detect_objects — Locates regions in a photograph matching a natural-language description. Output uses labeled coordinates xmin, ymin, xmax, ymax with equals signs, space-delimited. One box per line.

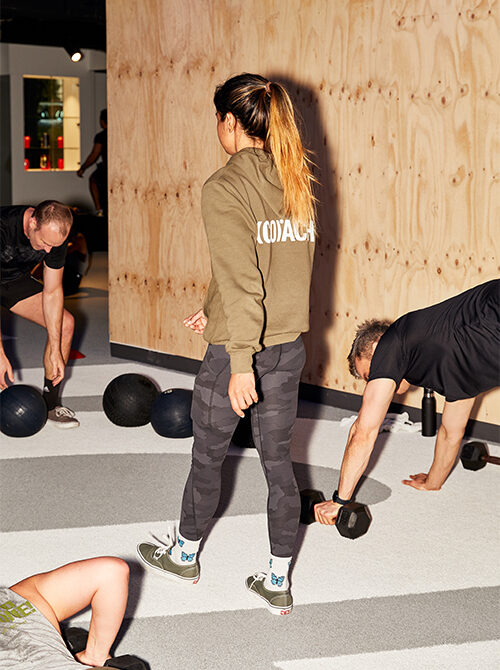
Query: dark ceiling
xmin=0 ymin=0 xmax=106 ymax=52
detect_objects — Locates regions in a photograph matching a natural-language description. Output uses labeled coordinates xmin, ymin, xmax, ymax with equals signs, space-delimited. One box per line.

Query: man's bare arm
xmin=315 ymin=378 xmax=396 ymax=525
xmin=0 ymin=329 xmax=14 ymax=389
xmin=42 ymin=264 xmax=65 ymax=385
xmin=403 ymin=397 xmax=475 ymax=491
xmin=77 ymin=142 xmax=103 ymax=176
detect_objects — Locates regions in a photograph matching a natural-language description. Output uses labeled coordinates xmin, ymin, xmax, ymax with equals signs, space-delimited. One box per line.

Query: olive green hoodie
xmin=201 ymin=147 xmax=315 ymax=373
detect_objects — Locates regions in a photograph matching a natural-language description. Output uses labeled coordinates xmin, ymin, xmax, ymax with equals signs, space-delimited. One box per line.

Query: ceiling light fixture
xmin=64 ymin=46 xmax=84 ymax=63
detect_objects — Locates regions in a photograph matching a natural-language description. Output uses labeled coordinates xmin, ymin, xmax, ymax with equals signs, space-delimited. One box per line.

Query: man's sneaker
xmin=137 ymin=542 xmax=199 ymax=583
xmin=47 ymin=406 xmax=80 ymax=429
xmin=246 ymin=572 xmax=293 ymax=616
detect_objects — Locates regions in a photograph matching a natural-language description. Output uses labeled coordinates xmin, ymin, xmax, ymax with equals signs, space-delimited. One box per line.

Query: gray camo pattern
xmin=179 ymin=338 xmax=306 ymax=557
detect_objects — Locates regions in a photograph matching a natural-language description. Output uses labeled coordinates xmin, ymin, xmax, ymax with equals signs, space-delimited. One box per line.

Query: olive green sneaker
xmin=246 ymin=572 xmax=293 ymax=616
xmin=137 ymin=542 xmax=200 ymax=583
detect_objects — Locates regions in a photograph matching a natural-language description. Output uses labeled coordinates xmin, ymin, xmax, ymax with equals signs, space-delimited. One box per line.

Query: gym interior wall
xmin=106 ymin=0 xmax=500 ymax=430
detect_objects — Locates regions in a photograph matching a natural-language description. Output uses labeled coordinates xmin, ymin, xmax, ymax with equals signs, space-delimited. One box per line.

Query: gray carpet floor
xmin=1 ymin=253 xmax=499 ymax=670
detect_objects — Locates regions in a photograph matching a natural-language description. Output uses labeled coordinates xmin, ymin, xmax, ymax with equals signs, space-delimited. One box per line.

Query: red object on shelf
xmin=57 ymin=136 xmax=63 ymax=148
xmin=24 ymin=158 xmax=30 ymax=170
xmin=57 ymin=158 xmax=64 ymax=169
xmin=24 ymin=136 xmax=31 ymax=149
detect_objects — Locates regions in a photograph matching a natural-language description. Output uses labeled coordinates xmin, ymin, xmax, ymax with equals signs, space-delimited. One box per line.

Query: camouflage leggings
xmin=179 ymin=337 xmax=306 ymax=557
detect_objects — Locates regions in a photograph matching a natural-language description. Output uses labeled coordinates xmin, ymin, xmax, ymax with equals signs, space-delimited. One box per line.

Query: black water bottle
xmin=422 ymin=388 xmax=436 ymax=436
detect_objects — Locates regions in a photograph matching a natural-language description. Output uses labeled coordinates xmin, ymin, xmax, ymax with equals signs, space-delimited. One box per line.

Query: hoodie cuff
xmin=229 ymin=350 xmax=254 ymax=374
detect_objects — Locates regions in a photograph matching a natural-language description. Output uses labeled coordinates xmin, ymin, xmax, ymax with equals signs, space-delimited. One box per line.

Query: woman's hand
xmin=228 ymin=373 xmax=258 ymax=417
xmin=183 ymin=309 xmax=207 ymax=334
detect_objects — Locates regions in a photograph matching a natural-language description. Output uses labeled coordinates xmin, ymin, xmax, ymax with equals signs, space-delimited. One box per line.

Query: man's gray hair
xmin=347 ymin=319 xmax=392 ymax=378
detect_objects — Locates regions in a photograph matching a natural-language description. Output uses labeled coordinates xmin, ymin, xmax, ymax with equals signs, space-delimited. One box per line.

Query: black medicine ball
xmin=0 ymin=384 xmax=48 ymax=437
xmin=151 ymin=388 xmax=193 ymax=438
xmin=103 ymin=373 xmax=158 ymax=427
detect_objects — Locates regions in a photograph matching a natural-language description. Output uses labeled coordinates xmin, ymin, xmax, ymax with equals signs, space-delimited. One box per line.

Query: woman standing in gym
xmin=138 ymin=73 xmax=316 ymax=615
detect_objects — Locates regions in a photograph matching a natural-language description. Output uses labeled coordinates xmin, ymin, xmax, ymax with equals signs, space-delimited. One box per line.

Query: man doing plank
xmin=315 ymin=280 xmax=499 ymax=524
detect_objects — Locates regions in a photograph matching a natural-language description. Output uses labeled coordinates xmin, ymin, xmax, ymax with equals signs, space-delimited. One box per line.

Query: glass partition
xmin=23 ymin=75 xmax=80 ymax=171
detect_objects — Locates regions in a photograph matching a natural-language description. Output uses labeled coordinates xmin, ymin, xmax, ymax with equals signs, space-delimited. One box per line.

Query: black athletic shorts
xmin=91 ymin=162 xmax=107 ymax=189
xmin=0 ymin=275 xmax=43 ymax=310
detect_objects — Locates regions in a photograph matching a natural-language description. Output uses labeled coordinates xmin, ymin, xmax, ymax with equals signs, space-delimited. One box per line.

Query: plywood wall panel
xmin=107 ymin=0 xmax=499 ymax=425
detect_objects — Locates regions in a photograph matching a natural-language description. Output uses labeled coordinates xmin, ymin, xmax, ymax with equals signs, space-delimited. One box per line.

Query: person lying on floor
xmin=315 ymin=279 xmax=500 ymax=524
xmin=0 ymin=556 xmax=129 ymax=669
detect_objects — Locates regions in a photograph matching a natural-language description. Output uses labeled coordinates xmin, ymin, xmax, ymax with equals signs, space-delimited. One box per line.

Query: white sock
xmin=169 ymin=532 xmax=201 ymax=565
xmin=264 ymin=555 xmax=291 ymax=591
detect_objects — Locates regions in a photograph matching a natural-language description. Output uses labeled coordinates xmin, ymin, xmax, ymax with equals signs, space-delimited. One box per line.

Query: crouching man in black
xmin=0 ymin=201 xmax=79 ymax=427
xmin=315 ymin=279 xmax=499 ymax=524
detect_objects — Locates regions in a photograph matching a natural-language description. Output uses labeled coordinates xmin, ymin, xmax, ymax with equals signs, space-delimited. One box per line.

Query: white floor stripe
xmin=12 ymin=363 xmax=196 ymax=396
xmin=3 ymin=408 xmax=498 ymax=471
xmin=0 ymin=411 xmax=197 ymax=459
xmin=1 ymin=490 xmax=498 ymax=622
xmin=273 ymin=640 xmax=500 ymax=669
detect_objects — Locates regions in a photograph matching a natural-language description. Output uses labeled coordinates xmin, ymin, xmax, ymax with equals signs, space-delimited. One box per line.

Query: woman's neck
xmin=234 ymin=129 xmax=264 ymax=153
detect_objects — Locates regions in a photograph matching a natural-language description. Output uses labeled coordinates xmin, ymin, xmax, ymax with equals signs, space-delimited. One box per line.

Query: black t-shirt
xmin=0 ymin=206 xmax=68 ymax=284
xmin=369 ymin=280 xmax=500 ymax=401
xmin=94 ymin=129 xmax=107 ymax=169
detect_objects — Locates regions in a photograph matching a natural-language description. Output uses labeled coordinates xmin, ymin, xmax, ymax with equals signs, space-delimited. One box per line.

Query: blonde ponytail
xmin=267 ymin=84 xmax=317 ymax=234
xmin=214 ymin=73 xmax=317 ymax=234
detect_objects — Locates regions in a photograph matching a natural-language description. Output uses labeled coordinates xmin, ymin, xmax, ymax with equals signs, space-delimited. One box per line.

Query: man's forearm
xmin=425 ymin=398 xmax=474 ymax=490
xmin=425 ymin=425 xmax=464 ymax=489
xmin=315 ymin=379 xmax=394 ymax=525
xmin=42 ymin=288 xmax=64 ymax=351
xmin=337 ymin=422 xmax=378 ymax=500
xmin=79 ymin=146 xmax=101 ymax=172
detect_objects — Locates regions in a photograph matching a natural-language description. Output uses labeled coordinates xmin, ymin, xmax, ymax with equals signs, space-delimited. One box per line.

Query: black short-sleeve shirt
xmin=368 ymin=280 xmax=500 ymax=401
xmin=94 ymin=129 xmax=107 ymax=169
xmin=0 ymin=206 xmax=68 ymax=284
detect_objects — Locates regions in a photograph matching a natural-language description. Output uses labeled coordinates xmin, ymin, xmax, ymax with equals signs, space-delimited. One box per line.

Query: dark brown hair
xmin=347 ymin=319 xmax=391 ymax=378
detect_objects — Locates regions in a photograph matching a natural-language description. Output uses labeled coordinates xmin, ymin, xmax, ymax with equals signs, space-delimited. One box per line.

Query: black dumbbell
xmin=299 ymin=489 xmax=372 ymax=539
xmin=460 ymin=441 xmax=500 ymax=471
xmin=64 ymin=627 xmax=148 ymax=670
xmin=103 ymin=655 xmax=147 ymax=670
xmin=63 ymin=627 xmax=88 ymax=654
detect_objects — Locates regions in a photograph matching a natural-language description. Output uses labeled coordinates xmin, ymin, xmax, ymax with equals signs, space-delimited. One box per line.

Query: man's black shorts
xmin=91 ymin=163 xmax=107 ymax=189
xmin=0 ymin=275 xmax=43 ymax=310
